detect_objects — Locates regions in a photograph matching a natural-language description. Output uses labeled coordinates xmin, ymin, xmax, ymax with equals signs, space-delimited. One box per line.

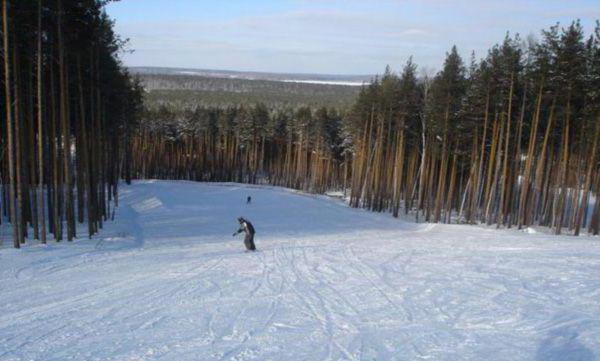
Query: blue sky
xmin=106 ymin=0 xmax=600 ymax=75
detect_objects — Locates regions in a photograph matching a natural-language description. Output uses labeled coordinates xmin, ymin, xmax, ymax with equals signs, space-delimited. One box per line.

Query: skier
xmin=247 ymin=196 xmax=252 ymax=204
xmin=233 ymin=217 xmax=256 ymax=251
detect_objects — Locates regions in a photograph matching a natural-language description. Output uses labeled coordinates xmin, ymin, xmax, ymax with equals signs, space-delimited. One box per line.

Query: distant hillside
xmin=133 ymin=68 xmax=367 ymax=109
xmin=130 ymin=66 xmax=373 ymax=84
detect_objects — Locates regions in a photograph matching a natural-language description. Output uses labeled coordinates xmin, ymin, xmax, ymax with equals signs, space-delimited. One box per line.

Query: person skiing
xmin=233 ymin=217 xmax=256 ymax=251
xmin=247 ymin=196 xmax=252 ymax=204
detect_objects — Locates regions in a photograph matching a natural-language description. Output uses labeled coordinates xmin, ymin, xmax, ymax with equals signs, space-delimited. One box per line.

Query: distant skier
xmin=233 ymin=217 xmax=256 ymax=251
xmin=247 ymin=196 xmax=252 ymax=204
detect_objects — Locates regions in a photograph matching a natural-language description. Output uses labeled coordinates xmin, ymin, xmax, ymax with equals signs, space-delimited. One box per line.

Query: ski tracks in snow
xmin=1 ymin=181 xmax=600 ymax=361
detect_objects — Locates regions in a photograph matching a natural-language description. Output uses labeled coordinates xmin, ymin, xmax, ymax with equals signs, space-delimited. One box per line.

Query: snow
xmin=172 ymin=70 xmax=367 ymax=86
xmin=281 ymin=79 xmax=366 ymax=86
xmin=1 ymin=180 xmax=599 ymax=361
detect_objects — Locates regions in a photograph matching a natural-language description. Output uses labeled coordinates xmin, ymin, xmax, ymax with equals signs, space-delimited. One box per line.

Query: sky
xmin=105 ymin=0 xmax=600 ymax=76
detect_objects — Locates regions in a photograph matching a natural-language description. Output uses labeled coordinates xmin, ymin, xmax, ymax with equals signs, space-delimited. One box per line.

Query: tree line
xmin=133 ymin=104 xmax=346 ymax=194
xmin=347 ymin=21 xmax=600 ymax=235
xmin=1 ymin=0 xmax=143 ymax=248
xmin=139 ymin=73 xmax=361 ymax=109
xmin=132 ymin=20 xmax=600 ymax=235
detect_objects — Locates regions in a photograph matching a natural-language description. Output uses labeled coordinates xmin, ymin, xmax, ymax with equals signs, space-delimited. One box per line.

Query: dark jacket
xmin=233 ymin=218 xmax=256 ymax=251
xmin=234 ymin=219 xmax=255 ymax=236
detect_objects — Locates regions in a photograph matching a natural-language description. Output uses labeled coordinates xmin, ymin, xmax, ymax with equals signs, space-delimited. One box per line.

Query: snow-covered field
xmin=1 ymin=180 xmax=599 ymax=361
xmin=281 ymin=79 xmax=367 ymax=86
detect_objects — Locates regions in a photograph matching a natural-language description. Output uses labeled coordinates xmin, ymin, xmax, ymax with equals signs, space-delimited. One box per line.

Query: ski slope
xmin=1 ymin=180 xmax=599 ymax=361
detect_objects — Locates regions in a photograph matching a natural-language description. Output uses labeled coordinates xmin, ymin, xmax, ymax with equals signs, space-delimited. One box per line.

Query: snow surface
xmin=173 ymin=70 xmax=367 ymax=86
xmin=281 ymin=80 xmax=366 ymax=86
xmin=1 ymin=180 xmax=599 ymax=361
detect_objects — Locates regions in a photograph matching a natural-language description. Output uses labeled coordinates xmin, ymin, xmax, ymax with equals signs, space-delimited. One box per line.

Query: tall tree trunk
xmin=3 ymin=0 xmax=19 ymax=248
xmin=37 ymin=0 xmax=46 ymax=243
xmin=574 ymin=115 xmax=600 ymax=235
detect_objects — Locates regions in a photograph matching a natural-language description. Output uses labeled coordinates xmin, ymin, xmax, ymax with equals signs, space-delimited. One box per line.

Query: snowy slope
xmin=1 ymin=180 xmax=599 ymax=361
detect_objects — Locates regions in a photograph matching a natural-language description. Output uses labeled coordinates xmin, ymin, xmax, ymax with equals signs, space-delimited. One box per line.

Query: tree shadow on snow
xmin=535 ymin=327 xmax=595 ymax=361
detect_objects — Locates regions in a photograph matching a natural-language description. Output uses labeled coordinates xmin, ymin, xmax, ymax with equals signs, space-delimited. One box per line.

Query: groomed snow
xmin=1 ymin=180 xmax=599 ymax=361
